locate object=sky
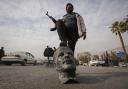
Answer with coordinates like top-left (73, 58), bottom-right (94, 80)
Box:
top-left (0, 0), bottom-right (128, 58)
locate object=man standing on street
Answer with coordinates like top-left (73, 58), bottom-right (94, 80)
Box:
top-left (0, 47), bottom-right (5, 61)
top-left (46, 3), bottom-right (86, 54)
top-left (61, 3), bottom-right (86, 53)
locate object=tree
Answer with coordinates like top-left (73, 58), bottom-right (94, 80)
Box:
top-left (93, 55), bottom-right (99, 60)
top-left (110, 51), bottom-right (121, 60)
top-left (123, 15), bottom-right (128, 32)
top-left (110, 15), bottom-right (128, 63)
top-left (105, 51), bottom-right (110, 66)
top-left (77, 52), bottom-right (91, 63)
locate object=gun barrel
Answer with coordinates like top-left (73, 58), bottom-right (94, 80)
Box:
top-left (46, 11), bottom-right (56, 23)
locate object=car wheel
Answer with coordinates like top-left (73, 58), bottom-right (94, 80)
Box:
top-left (4, 62), bottom-right (12, 66)
top-left (21, 60), bottom-right (27, 66)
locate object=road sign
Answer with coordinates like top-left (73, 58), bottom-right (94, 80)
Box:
top-left (116, 51), bottom-right (125, 57)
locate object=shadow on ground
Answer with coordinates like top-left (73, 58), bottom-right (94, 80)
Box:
top-left (77, 72), bottom-right (128, 84)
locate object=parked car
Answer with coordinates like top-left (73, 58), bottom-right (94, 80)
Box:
top-left (1, 52), bottom-right (37, 66)
top-left (119, 62), bottom-right (127, 67)
top-left (83, 63), bottom-right (88, 66)
top-left (88, 60), bottom-right (105, 66)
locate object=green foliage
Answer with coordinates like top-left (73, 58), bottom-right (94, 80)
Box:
top-left (100, 51), bottom-right (110, 61)
top-left (110, 15), bottom-right (128, 62)
top-left (110, 15), bottom-right (128, 35)
top-left (79, 56), bottom-right (90, 63)
top-left (79, 55), bottom-right (91, 63)
top-left (78, 52), bottom-right (91, 63)
top-left (93, 55), bottom-right (99, 60)
top-left (123, 15), bottom-right (128, 32)
top-left (110, 51), bottom-right (121, 60)
top-left (106, 51), bottom-right (110, 59)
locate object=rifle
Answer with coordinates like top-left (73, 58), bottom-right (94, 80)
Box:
top-left (46, 11), bottom-right (65, 32)
top-left (46, 12), bottom-right (67, 41)
top-left (46, 11), bottom-right (56, 24)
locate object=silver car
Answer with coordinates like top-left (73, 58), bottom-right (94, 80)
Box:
top-left (1, 52), bottom-right (37, 66)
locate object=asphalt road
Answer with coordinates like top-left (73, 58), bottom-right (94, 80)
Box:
top-left (0, 65), bottom-right (128, 89)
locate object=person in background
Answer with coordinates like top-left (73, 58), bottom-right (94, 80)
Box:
top-left (0, 47), bottom-right (5, 61)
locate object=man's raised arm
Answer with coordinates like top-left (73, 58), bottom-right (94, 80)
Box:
top-left (46, 11), bottom-right (56, 23)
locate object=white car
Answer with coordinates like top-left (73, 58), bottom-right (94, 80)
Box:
top-left (88, 60), bottom-right (105, 66)
top-left (119, 62), bottom-right (127, 67)
top-left (1, 52), bottom-right (37, 66)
